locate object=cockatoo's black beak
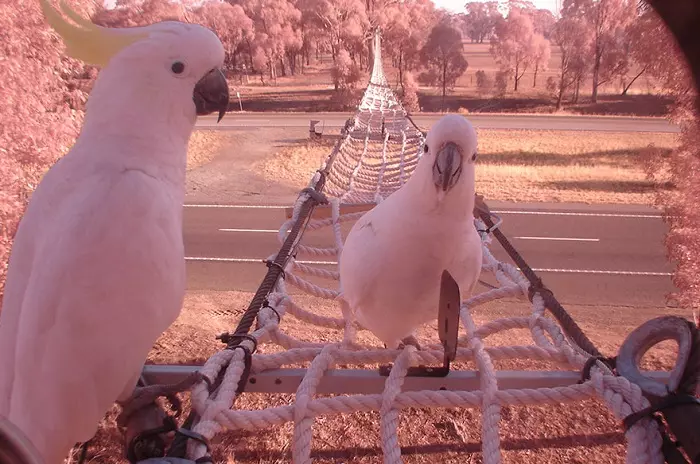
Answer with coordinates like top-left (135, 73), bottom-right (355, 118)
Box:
top-left (193, 68), bottom-right (229, 122)
top-left (432, 142), bottom-right (463, 192)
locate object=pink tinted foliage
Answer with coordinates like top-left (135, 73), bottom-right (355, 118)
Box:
top-left (463, 1), bottom-right (501, 43)
top-left (636, 9), bottom-right (697, 324)
top-left (418, 21), bottom-right (468, 107)
top-left (231, 0), bottom-right (302, 79)
top-left (0, 0), bottom-right (96, 301)
top-left (377, 0), bottom-right (436, 87)
top-left (625, 9), bottom-right (688, 97)
top-left (330, 48), bottom-right (361, 107)
top-left (400, 70), bottom-right (420, 112)
top-left (92, 0), bottom-right (184, 27)
top-left (490, 8), bottom-right (537, 91)
top-left (331, 48), bottom-right (361, 90)
top-left (190, 2), bottom-right (254, 73)
top-left (531, 8), bottom-right (555, 38)
top-left (531, 33), bottom-right (551, 87)
top-left (561, 0), bottom-right (636, 102)
top-left (551, 15), bottom-right (594, 108)
top-left (308, 0), bottom-right (369, 64)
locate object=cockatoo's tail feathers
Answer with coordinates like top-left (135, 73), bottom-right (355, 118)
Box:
top-left (40, 0), bottom-right (148, 67)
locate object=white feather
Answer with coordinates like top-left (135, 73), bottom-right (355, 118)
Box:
top-left (0, 20), bottom-right (225, 464)
top-left (339, 114), bottom-right (483, 348)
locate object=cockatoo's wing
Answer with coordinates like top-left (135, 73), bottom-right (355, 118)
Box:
top-left (447, 224), bottom-right (483, 298)
top-left (1, 165), bottom-right (185, 464)
top-left (340, 207), bottom-right (385, 312)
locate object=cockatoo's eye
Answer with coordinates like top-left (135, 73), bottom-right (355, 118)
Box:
top-left (471, 152), bottom-right (478, 162)
top-left (424, 144), bottom-right (429, 153)
top-left (171, 61), bottom-right (186, 74)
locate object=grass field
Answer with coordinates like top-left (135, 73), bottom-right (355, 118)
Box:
top-left (81, 127), bottom-right (683, 463)
top-left (232, 44), bottom-right (673, 116)
top-left (260, 129), bottom-right (680, 205)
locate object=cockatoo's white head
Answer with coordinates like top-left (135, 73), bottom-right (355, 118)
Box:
top-left (421, 114), bottom-right (478, 202)
top-left (40, 1), bottom-right (229, 125)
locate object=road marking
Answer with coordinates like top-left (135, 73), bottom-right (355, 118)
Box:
top-left (219, 228), bottom-right (280, 233)
top-left (185, 204), bottom-right (286, 209)
top-left (530, 268), bottom-right (672, 276)
top-left (186, 204), bottom-right (665, 218)
top-left (184, 257), bottom-right (672, 276)
top-left (515, 236), bottom-right (600, 242)
top-left (185, 257), bottom-right (333, 265)
top-left (492, 210), bottom-right (663, 218)
top-left (218, 228), bottom-right (601, 243)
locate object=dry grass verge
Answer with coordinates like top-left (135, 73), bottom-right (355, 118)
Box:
top-left (258, 130), bottom-right (680, 205)
top-left (186, 130), bottom-right (238, 171)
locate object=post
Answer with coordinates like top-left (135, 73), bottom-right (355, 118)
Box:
top-left (310, 120), bottom-right (321, 139)
top-left (236, 91), bottom-right (243, 112)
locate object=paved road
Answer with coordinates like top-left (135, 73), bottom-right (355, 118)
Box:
top-left (182, 202), bottom-right (676, 308)
top-left (195, 112), bottom-right (679, 133)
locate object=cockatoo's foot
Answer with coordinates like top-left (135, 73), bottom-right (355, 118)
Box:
top-left (116, 372), bottom-right (205, 462)
top-left (398, 335), bottom-right (422, 351)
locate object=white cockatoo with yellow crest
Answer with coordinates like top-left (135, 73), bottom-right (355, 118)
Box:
top-left (0, 2), bottom-right (229, 462)
top-left (339, 114), bottom-right (483, 349)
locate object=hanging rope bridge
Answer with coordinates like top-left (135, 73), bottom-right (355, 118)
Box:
top-left (137, 30), bottom-right (697, 464)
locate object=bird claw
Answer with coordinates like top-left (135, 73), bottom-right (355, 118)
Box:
top-left (116, 372), bottom-right (206, 462)
top-left (116, 371), bottom-right (203, 427)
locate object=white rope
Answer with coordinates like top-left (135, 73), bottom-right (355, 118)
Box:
top-left (184, 186), bottom-right (665, 462)
top-left (182, 30), bottom-right (668, 464)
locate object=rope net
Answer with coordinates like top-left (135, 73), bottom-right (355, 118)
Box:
top-left (184, 31), bottom-right (669, 463)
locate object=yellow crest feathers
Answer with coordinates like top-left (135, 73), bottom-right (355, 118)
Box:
top-left (39, 0), bottom-right (149, 67)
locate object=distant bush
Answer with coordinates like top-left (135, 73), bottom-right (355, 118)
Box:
top-left (475, 70), bottom-right (493, 92)
top-left (494, 70), bottom-right (510, 97)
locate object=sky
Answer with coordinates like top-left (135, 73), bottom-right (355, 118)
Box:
top-left (432, 0), bottom-right (560, 14)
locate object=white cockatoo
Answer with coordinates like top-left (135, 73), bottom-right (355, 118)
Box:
top-left (0, 2), bottom-right (229, 462)
top-left (339, 114), bottom-right (483, 349)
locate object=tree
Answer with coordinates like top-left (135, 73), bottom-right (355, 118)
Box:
top-left (531, 33), bottom-right (551, 87)
top-left (531, 8), bottom-right (556, 38)
top-left (92, 0), bottom-right (184, 26)
top-left (463, 1), bottom-right (501, 43)
top-left (622, 8), bottom-right (684, 96)
top-left (305, 0), bottom-right (369, 64)
top-left (418, 21), bottom-right (468, 109)
top-left (401, 71), bottom-right (420, 112)
top-left (231, 0), bottom-right (303, 80)
top-left (636, 1), bottom-right (698, 325)
top-left (490, 8), bottom-right (537, 91)
top-left (330, 47), bottom-right (362, 108)
top-left (551, 15), bottom-right (593, 109)
top-left (375, 0), bottom-right (436, 89)
top-left (331, 48), bottom-right (361, 91)
top-left (476, 70), bottom-right (494, 92)
top-left (191, 2), bottom-right (254, 74)
top-left (561, 0), bottom-right (635, 102)
top-left (1, 0), bottom-right (97, 301)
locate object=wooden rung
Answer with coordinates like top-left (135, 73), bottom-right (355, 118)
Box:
top-left (284, 202), bottom-right (375, 220)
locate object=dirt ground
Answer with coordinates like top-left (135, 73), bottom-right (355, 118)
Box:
top-left (185, 127), bottom-right (316, 205)
top-left (80, 127), bottom-right (689, 463)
